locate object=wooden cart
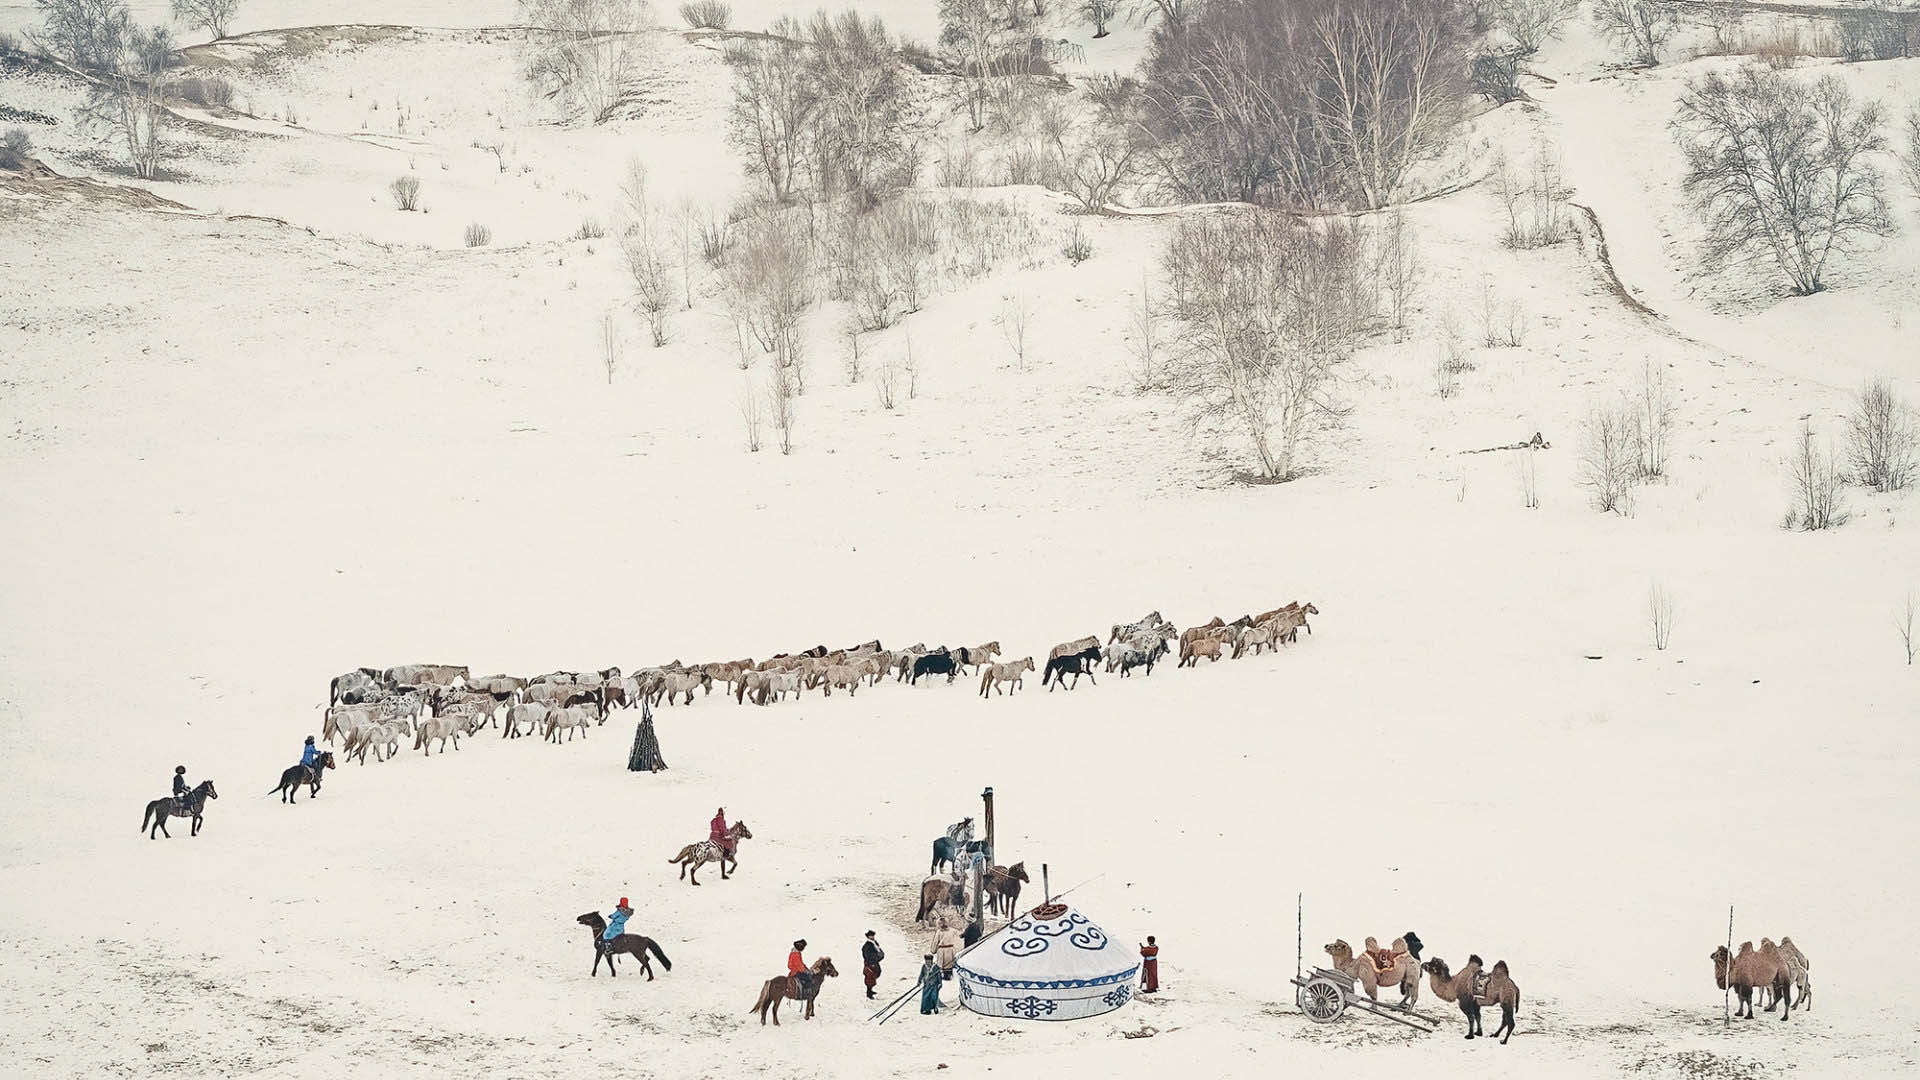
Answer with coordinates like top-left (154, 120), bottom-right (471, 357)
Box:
top-left (1291, 965), bottom-right (1441, 1032)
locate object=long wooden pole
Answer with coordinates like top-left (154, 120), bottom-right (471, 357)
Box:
top-left (1296, 892), bottom-right (1303, 984)
top-left (1724, 904), bottom-right (1733, 1028)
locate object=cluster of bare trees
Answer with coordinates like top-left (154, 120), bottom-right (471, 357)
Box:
top-left (726, 11), bottom-right (916, 207)
top-left (1137, 0), bottom-right (1467, 209)
top-left (1673, 69), bottom-right (1895, 297)
top-left (170, 0), bottom-right (240, 40)
top-left (517, 0), bottom-right (653, 123)
top-left (1159, 211), bottom-right (1370, 481)
top-left (938, 0), bottom-right (1080, 132)
top-left (33, 0), bottom-right (174, 178)
top-left (1590, 0), bottom-right (1680, 67)
top-left (1580, 360), bottom-right (1677, 513)
top-left (1776, 378), bottom-right (1913, 533)
top-left (1490, 136), bottom-right (1569, 249)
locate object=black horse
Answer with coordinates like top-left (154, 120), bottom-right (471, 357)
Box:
top-left (143, 780), bottom-right (219, 838)
top-left (929, 836), bottom-right (988, 875)
top-left (910, 652), bottom-right (960, 685)
top-left (1043, 647), bottom-right (1102, 690)
top-left (270, 752), bottom-right (335, 804)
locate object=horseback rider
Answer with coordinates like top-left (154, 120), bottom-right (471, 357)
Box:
top-left (300, 736), bottom-right (319, 769)
top-left (711, 807), bottom-right (733, 858)
top-left (171, 765), bottom-right (189, 811)
top-left (788, 939), bottom-right (811, 997)
top-left (601, 898), bottom-right (632, 953)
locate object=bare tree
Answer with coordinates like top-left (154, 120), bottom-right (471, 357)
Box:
top-left (518, 0), bottom-right (653, 124)
top-left (1485, 0), bottom-right (1578, 54)
top-left (1519, 444), bottom-right (1540, 508)
top-left (768, 363), bottom-right (797, 454)
top-left (903, 331), bottom-right (918, 399)
top-left (802, 10), bottom-right (914, 206)
top-left (1675, 70), bottom-right (1895, 297)
top-left (618, 159), bottom-right (672, 346)
top-left (170, 0), bottom-right (239, 39)
top-left (600, 309), bottom-right (620, 383)
top-left (1898, 591), bottom-right (1916, 665)
top-left (1492, 137), bottom-right (1569, 248)
top-left (939, 0), bottom-right (1033, 131)
top-left (37, 3), bottom-right (175, 178)
top-left (738, 380), bottom-right (764, 451)
top-left (1632, 358), bottom-right (1676, 481)
top-left (998, 296), bottom-right (1033, 371)
top-left (1785, 422), bottom-right (1849, 530)
top-left (725, 212), bottom-right (812, 369)
top-left (1375, 208), bottom-right (1420, 341)
top-left (678, 0), bottom-right (729, 28)
top-left (1083, 0), bottom-right (1118, 36)
top-left (1471, 47), bottom-right (1526, 105)
top-left (724, 31), bottom-right (816, 203)
top-left (1308, 0), bottom-right (1467, 209)
top-left (31, 0), bottom-right (131, 70)
top-left (875, 360), bottom-right (899, 409)
top-left (842, 322), bottom-right (864, 383)
top-left (1580, 402), bottom-right (1637, 513)
top-left (1161, 211), bottom-right (1368, 481)
top-left (1591, 0), bottom-right (1680, 67)
top-left (1648, 583), bottom-right (1675, 651)
top-left (1124, 272), bottom-right (1164, 392)
top-left (1847, 377), bottom-right (1918, 492)
top-left (1901, 104), bottom-right (1920, 198)
top-left (390, 174), bottom-right (422, 210)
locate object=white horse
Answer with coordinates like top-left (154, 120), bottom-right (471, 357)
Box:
top-left (544, 705), bottom-right (595, 743)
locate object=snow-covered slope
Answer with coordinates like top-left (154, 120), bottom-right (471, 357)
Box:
top-left (2, 6), bottom-right (1918, 1079)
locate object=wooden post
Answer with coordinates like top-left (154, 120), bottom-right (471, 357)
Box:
top-left (972, 859), bottom-right (984, 928)
top-left (1296, 892), bottom-right (1303, 984)
top-left (1042, 863), bottom-right (1050, 905)
top-left (981, 786), bottom-right (995, 868)
top-left (1724, 904), bottom-right (1733, 1028)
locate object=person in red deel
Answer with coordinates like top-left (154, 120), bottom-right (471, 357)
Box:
top-left (711, 807), bottom-right (733, 857)
top-left (1139, 936), bottom-right (1160, 993)
top-left (788, 938), bottom-right (813, 997)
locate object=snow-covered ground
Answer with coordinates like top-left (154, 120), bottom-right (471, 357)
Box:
top-left (2, 5), bottom-right (1918, 1079)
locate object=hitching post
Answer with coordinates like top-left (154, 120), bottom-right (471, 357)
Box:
top-left (982, 787), bottom-right (995, 868)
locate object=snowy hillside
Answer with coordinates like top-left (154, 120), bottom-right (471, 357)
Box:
top-left (2, 2), bottom-right (1918, 1079)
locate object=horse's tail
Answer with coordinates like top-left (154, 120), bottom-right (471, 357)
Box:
top-left (647, 939), bottom-right (672, 971)
top-left (140, 802), bottom-right (153, 833)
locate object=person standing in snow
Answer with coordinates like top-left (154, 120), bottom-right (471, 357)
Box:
top-left (932, 919), bottom-right (961, 980)
top-left (788, 939), bottom-right (812, 998)
top-left (918, 953), bottom-right (943, 1014)
top-left (601, 898), bottom-right (632, 953)
top-left (1139, 936), bottom-right (1160, 993)
top-left (861, 930), bottom-right (885, 1000)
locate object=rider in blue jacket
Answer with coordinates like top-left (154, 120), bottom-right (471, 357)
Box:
top-left (301, 737), bottom-right (319, 768)
top-left (602, 898), bottom-right (632, 950)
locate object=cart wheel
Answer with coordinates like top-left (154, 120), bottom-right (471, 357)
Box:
top-left (1299, 976), bottom-right (1346, 1023)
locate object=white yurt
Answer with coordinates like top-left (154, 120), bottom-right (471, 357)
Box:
top-left (956, 904), bottom-right (1138, 1021)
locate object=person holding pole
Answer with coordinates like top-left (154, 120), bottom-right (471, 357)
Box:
top-left (918, 953), bottom-right (944, 1014)
top-left (932, 919), bottom-right (961, 981)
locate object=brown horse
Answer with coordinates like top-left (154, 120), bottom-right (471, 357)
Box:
top-left (915, 876), bottom-right (966, 924)
top-left (576, 912), bottom-right (673, 979)
top-left (985, 862), bottom-right (1029, 917)
top-left (667, 821), bottom-right (753, 884)
top-left (750, 957), bottom-right (838, 1025)
top-left (143, 780), bottom-right (218, 838)
top-left (269, 753), bottom-right (334, 804)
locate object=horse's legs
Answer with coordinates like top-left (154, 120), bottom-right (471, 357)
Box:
top-left (191, 812), bottom-right (202, 837)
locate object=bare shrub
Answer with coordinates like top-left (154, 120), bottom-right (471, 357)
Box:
top-left (1519, 444), bottom-right (1540, 509)
top-left (936, 137), bottom-right (981, 186)
top-left (1674, 69), bottom-right (1894, 296)
top-left (677, 0), bottom-right (730, 29)
top-left (1139, 0), bottom-right (1466, 208)
top-left (620, 224), bottom-right (672, 346)
top-left (904, 333), bottom-right (918, 399)
top-left (692, 202), bottom-right (731, 265)
top-left (1591, 0), bottom-right (1680, 67)
top-left (1062, 222), bottom-right (1093, 264)
top-left (576, 217), bottom-right (606, 240)
top-left (1437, 310), bottom-right (1471, 374)
top-left (1485, 0), bottom-right (1578, 54)
top-left (176, 74), bottom-right (232, 107)
top-left (1580, 403), bottom-right (1637, 514)
top-left (1837, 9), bottom-right (1915, 62)
top-left (1752, 24), bottom-right (1811, 69)
top-left (1847, 377), bottom-right (1918, 492)
top-left (1161, 211), bottom-right (1368, 481)
top-left (1471, 48), bottom-right (1526, 105)
top-left (725, 211), bottom-right (812, 369)
top-left (1477, 278), bottom-right (1524, 348)
top-left (739, 381), bottom-right (764, 451)
top-left (517, 0), bottom-right (653, 124)
top-left (1648, 583), bottom-right (1674, 651)
top-left (1433, 350), bottom-right (1459, 399)
top-left (465, 222), bottom-right (492, 247)
top-left (1784, 423), bottom-right (1849, 530)
top-left (1491, 140), bottom-right (1569, 249)
top-left (170, 0), bottom-right (239, 40)
top-left (875, 360), bottom-right (899, 409)
top-left (0, 127), bottom-right (32, 169)
top-left (768, 363), bottom-right (796, 454)
top-left (600, 309), bottom-right (619, 383)
top-left (1898, 591), bottom-right (1916, 665)
top-left (390, 174), bottom-right (422, 210)
top-left (1632, 359), bottom-right (1675, 481)
top-left (842, 323), bottom-right (864, 383)
top-left (998, 296), bottom-right (1033, 371)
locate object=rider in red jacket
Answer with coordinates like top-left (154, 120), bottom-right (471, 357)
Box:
top-left (789, 939), bottom-right (811, 996)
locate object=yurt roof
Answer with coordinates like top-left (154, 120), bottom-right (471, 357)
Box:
top-left (957, 903), bottom-right (1134, 988)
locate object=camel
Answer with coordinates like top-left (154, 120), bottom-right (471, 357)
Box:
top-left (1325, 938), bottom-right (1419, 1006)
top-left (1712, 942), bottom-right (1791, 1022)
top-left (1422, 955), bottom-right (1486, 1039)
top-left (750, 957), bottom-right (838, 1025)
top-left (1776, 937), bottom-right (1812, 1010)
top-left (1479, 960), bottom-right (1520, 1044)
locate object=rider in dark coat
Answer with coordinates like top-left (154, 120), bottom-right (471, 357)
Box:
top-left (172, 765), bottom-right (189, 810)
